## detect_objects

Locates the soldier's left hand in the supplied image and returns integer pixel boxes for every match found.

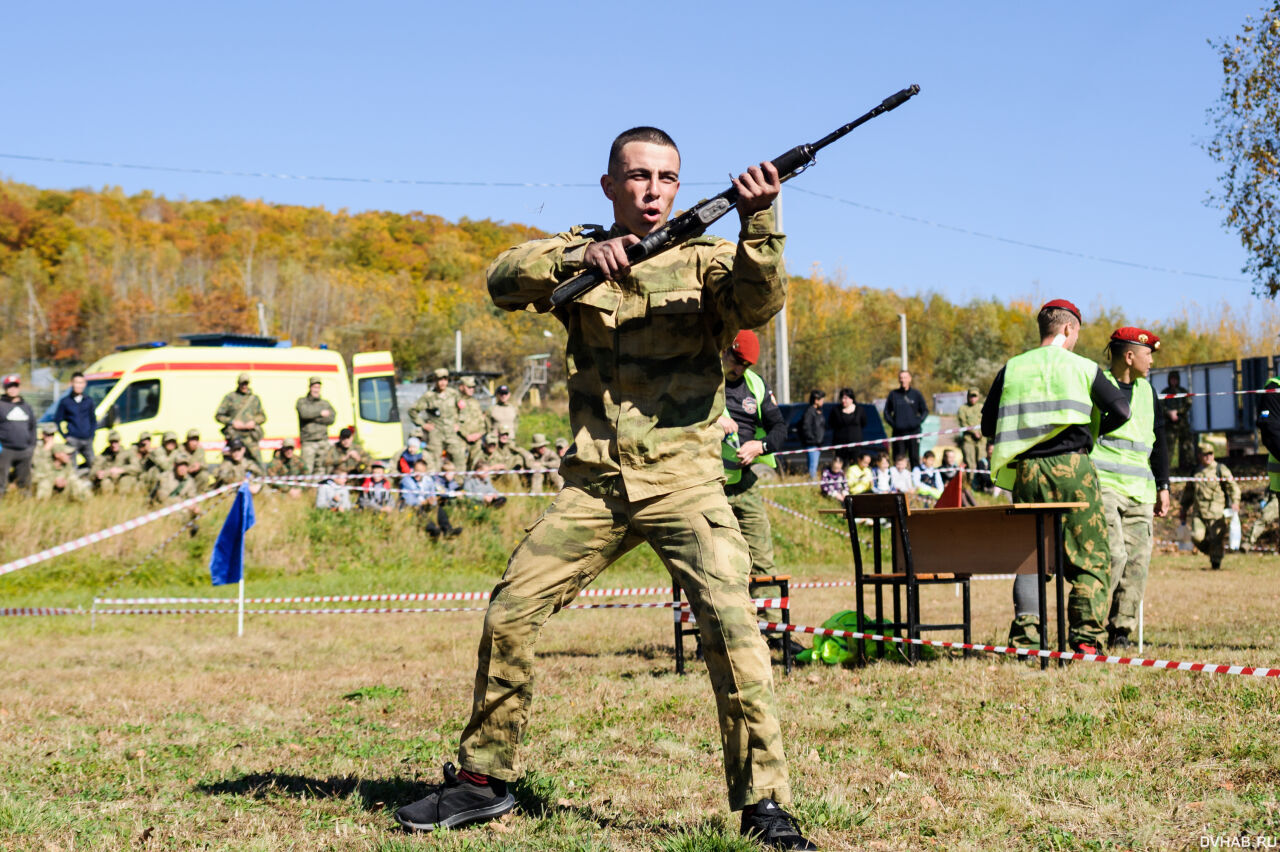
[733,161,781,220]
[738,440,765,464]
[1155,489,1170,518]
[716,415,736,436]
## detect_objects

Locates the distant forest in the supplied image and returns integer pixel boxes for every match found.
[0,179,1270,399]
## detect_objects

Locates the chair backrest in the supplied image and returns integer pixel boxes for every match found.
[843,492,914,577]
[842,492,910,521]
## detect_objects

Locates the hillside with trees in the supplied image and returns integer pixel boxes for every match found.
[0,179,1272,400]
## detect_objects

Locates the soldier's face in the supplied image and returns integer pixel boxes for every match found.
[602,141,680,237]
[722,349,749,382]
[1128,346,1153,378]
[435,378,448,391]
[309,384,321,398]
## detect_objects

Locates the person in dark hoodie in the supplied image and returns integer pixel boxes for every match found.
[0,374,37,497]
[53,371,99,469]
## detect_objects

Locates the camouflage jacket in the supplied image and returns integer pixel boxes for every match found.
[296,395,337,443]
[457,396,487,441]
[266,454,305,483]
[155,471,198,504]
[211,456,264,489]
[92,445,131,479]
[408,387,460,432]
[1180,462,1241,520]
[488,401,519,437]
[486,210,785,499]
[957,402,983,435]
[150,445,181,473]
[31,441,64,482]
[324,442,369,476]
[216,390,267,439]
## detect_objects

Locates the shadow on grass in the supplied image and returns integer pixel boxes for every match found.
[195,772,418,811]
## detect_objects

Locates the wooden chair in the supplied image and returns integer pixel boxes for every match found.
[842,493,971,664]
[673,573,793,675]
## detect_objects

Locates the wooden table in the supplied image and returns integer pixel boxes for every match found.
[823,501,1087,667]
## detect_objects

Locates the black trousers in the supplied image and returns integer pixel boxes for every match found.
[0,447,34,496]
[894,427,922,468]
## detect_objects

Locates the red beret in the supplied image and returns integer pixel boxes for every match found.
[731,329,760,365]
[1110,326,1160,351]
[1040,299,1082,322]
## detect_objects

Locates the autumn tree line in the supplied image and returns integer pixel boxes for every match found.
[1,178,1275,405]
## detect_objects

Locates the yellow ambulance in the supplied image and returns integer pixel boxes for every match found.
[78,334,403,461]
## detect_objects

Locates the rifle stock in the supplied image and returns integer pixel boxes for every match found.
[549,84,919,308]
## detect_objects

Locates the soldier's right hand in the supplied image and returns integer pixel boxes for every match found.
[585,235,640,280]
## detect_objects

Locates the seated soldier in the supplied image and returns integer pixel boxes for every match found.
[180,428,210,485]
[527,433,563,493]
[211,438,263,494]
[324,427,369,476]
[34,425,90,501]
[92,430,131,494]
[266,443,304,496]
[154,455,198,506]
[494,427,533,490]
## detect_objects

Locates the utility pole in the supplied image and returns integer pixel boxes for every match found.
[774,193,791,404]
[455,330,462,372]
[898,313,908,372]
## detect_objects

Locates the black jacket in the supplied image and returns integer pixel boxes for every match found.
[0,396,37,452]
[884,387,928,431]
[799,406,826,446]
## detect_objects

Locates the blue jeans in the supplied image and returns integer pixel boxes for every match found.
[805,447,820,478]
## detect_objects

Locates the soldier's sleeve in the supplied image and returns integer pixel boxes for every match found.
[252,395,267,426]
[319,400,336,426]
[1149,383,1170,491]
[1091,368,1131,435]
[407,395,427,427]
[1224,466,1241,504]
[215,394,234,426]
[759,385,788,453]
[121,451,142,476]
[296,397,308,423]
[980,368,1006,441]
[701,208,786,338]
[487,230,598,313]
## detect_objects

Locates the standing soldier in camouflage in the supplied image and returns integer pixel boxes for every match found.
[211,438,263,493]
[155,456,198,505]
[92,430,130,494]
[455,376,488,465]
[409,369,466,468]
[981,299,1131,654]
[526,434,563,493]
[394,127,813,849]
[1179,442,1241,570]
[296,376,336,475]
[1161,371,1195,472]
[1090,328,1171,651]
[956,388,985,475]
[216,372,267,467]
[33,424,90,501]
[487,384,519,438]
[718,329,791,639]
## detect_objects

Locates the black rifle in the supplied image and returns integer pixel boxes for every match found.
[549,84,920,308]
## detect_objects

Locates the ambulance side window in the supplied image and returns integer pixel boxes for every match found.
[358,377,399,423]
[115,379,161,423]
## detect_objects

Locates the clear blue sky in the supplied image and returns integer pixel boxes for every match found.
[2,2,1264,323]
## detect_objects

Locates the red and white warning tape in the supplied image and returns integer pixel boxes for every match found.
[675,612,1280,678]
[0,607,82,617]
[88,598,789,617]
[0,484,237,579]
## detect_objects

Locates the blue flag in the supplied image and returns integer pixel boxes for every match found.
[209,481,256,586]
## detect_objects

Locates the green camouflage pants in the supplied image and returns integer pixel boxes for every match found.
[1190,514,1228,567]
[1100,486,1154,638]
[457,481,790,811]
[300,441,329,475]
[1249,497,1277,548]
[960,435,986,475]
[427,434,468,470]
[1007,452,1111,649]
[35,475,90,501]
[725,481,780,622]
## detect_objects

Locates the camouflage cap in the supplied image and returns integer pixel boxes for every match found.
[237,372,251,384]
[186,428,201,440]
[497,426,512,437]
[967,388,981,397]
[107,430,122,442]
[459,375,477,388]
[173,453,191,467]
[1198,441,1216,454]
[162,431,178,443]
[52,443,71,457]
[136,433,152,445]
[555,437,569,450]
[483,432,497,445]
[226,437,245,451]
[40,422,57,435]
[431,368,450,380]
[529,432,549,449]
[308,375,323,386]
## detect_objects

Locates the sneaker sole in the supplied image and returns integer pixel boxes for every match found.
[395,793,515,832]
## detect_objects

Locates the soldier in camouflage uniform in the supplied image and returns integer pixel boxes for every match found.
[395,128,813,849]
[409,368,467,468]
[215,372,267,467]
[1179,442,1241,570]
[981,299,1131,653]
[956,389,986,474]
[179,428,209,485]
[113,434,155,496]
[154,456,198,505]
[455,376,488,466]
[211,438,263,492]
[323,427,369,476]
[266,443,305,496]
[296,376,337,474]
[136,434,166,499]
[150,431,181,478]
[492,427,532,491]
[487,384,519,438]
[91,430,131,494]
[33,424,90,501]
[526,434,563,493]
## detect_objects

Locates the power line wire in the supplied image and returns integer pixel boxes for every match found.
[0,151,1246,283]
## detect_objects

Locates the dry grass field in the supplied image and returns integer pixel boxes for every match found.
[1,488,1278,851]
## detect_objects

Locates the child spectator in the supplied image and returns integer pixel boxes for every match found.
[435,461,467,503]
[913,450,944,504]
[820,456,849,501]
[398,436,426,474]
[870,453,894,494]
[972,443,995,493]
[358,461,395,512]
[848,451,873,496]
[888,455,915,494]
[403,458,460,538]
[939,447,962,484]
[315,469,352,512]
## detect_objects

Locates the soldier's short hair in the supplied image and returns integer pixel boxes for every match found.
[608,127,679,177]
[1037,307,1078,338]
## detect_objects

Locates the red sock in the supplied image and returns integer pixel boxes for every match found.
[458,768,490,786]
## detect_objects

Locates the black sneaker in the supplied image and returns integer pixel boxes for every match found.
[1110,633,1132,652]
[394,762,514,832]
[740,798,817,850]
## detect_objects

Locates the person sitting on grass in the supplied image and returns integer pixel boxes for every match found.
[315,469,352,512]
[847,451,873,496]
[889,455,915,495]
[464,456,508,507]
[939,447,962,484]
[912,450,944,505]
[398,436,426,475]
[403,458,461,538]
[358,461,396,513]
[820,455,849,501]
[870,453,894,494]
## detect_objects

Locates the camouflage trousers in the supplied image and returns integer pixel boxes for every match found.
[960,434,986,474]
[1190,514,1228,567]
[457,481,790,811]
[725,480,780,623]
[426,433,468,470]
[35,475,90,501]
[1100,486,1154,638]
[1007,453,1111,649]
[300,441,329,475]
[1249,497,1278,548]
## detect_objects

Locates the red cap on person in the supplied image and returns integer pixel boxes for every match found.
[731,330,760,365]
[1110,326,1161,351]
[1,374,19,388]
[1040,299,1081,322]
